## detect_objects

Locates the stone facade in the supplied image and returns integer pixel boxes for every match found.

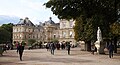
[13,17,44,44]
[59,19,75,44]
[13,17,76,45]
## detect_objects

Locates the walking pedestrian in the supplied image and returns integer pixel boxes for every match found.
[67,42,71,55]
[56,43,60,50]
[50,42,55,55]
[107,42,114,58]
[17,43,25,61]
[3,44,7,53]
[91,44,96,55]
[46,43,49,51]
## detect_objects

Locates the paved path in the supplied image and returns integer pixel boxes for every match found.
[0,48,120,65]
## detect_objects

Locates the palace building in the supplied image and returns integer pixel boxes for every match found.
[13,17,76,44]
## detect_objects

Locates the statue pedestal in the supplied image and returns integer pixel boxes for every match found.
[99,41,105,54]
[95,41,105,54]
[95,41,100,54]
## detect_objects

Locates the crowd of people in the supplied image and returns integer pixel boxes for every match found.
[0,43,13,52]
[14,41,73,61]
[91,41,115,58]
[0,40,117,61]
[46,42,72,55]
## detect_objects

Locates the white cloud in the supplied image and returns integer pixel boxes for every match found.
[0,0,59,24]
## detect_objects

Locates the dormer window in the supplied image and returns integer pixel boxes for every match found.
[70,21,73,27]
[62,22,66,27]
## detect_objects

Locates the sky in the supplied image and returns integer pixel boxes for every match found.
[0,0,59,24]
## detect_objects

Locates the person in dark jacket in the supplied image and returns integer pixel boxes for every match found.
[67,42,71,55]
[91,44,96,55]
[17,43,24,61]
[107,43,114,58]
[50,42,56,55]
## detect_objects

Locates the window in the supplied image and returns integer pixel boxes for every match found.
[62,22,66,27]
[45,35,47,40]
[70,21,73,27]
[17,36,18,39]
[25,35,26,39]
[54,34,56,38]
[32,29,33,32]
[17,28,18,32]
[13,36,14,39]
[33,35,35,38]
[29,28,31,32]
[37,34,38,38]
[19,28,21,32]
[20,34,22,39]
[69,31,72,38]
[14,34,16,39]
[63,31,66,38]
[34,29,36,32]
[25,29,26,32]
[29,34,31,38]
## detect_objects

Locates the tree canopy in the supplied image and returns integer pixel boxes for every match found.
[0,23,13,44]
[28,39,36,45]
[44,0,119,23]
[44,0,120,41]
[110,22,120,37]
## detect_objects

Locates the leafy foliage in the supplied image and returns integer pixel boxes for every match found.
[44,0,119,23]
[28,39,36,45]
[51,38,59,43]
[110,22,120,36]
[0,23,13,44]
[44,0,120,41]
[1,23,13,32]
[0,28,11,43]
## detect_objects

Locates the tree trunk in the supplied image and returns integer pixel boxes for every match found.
[86,41,91,51]
[114,37,117,53]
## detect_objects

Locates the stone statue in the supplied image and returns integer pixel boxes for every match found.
[95,27,102,54]
[97,27,102,41]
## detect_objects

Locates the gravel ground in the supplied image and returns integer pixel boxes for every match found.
[0,48,120,65]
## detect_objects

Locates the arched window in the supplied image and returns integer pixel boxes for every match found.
[62,22,66,27]
[63,31,66,38]
[54,34,56,38]
[69,31,72,38]
[70,21,73,27]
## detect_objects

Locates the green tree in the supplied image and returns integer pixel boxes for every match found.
[28,39,36,46]
[1,23,13,43]
[110,22,120,36]
[74,16,95,51]
[44,0,119,40]
[44,0,119,22]
[44,0,120,52]
[110,22,120,53]
[73,16,84,41]
[51,38,59,43]
[0,28,11,43]
[1,23,13,32]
